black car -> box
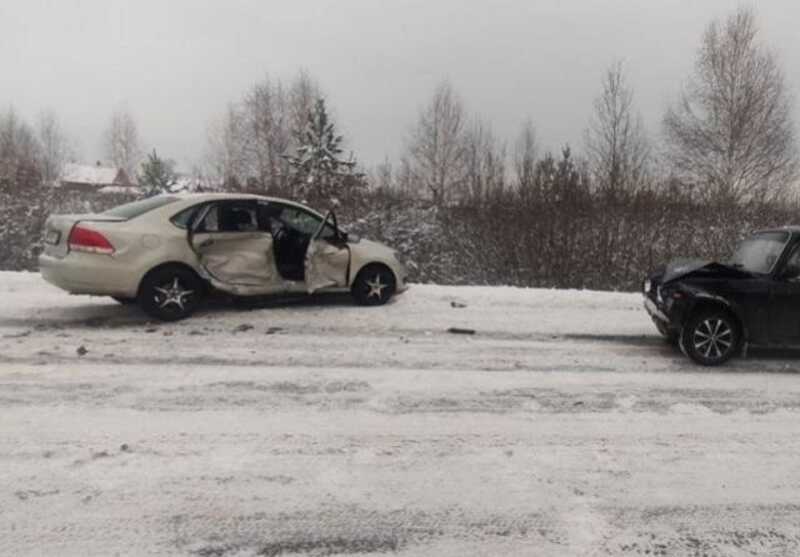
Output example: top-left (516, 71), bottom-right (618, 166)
top-left (644, 228), bottom-right (800, 366)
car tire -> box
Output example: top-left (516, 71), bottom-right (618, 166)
top-left (681, 309), bottom-right (740, 366)
top-left (111, 296), bottom-right (136, 305)
top-left (352, 264), bottom-right (396, 306)
top-left (138, 266), bottom-right (203, 322)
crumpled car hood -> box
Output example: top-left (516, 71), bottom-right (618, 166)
top-left (662, 258), bottom-right (752, 284)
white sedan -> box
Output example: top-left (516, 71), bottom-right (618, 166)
top-left (39, 193), bottom-right (409, 320)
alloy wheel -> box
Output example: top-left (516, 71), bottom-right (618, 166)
top-left (353, 265), bottom-right (396, 306)
top-left (692, 317), bottom-right (734, 360)
top-left (153, 277), bottom-right (195, 311)
top-left (138, 266), bottom-right (203, 321)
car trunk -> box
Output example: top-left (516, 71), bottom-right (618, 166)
top-left (42, 214), bottom-right (127, 258)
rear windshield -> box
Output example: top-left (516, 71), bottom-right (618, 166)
top-left (103, 196), bottom-right (179, 220)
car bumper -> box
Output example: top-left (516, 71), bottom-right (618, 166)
top-left (396, 274), bottom-right (410, 294)
top-left (39, 253), bottom-right (139, 298)
top-left (644, 295), bottom-right (681, 336)
top-left (644, 296), bottom-right (669, 323)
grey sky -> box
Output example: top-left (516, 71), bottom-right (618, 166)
top-left (2, 0), bottom-right (799, 172)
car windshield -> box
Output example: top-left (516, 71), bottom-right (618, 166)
top-left (729, 231), bottom-right (790, 273)
top-left (103, 196), bottom-right (180, 219)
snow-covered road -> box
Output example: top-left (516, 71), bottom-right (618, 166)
top-left (3, 271), bottom-right (800, 556)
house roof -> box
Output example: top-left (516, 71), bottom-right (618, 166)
top-left (97, 185), bottom-right (141, 195)
top-left (61, 163), bottom-right (123, 186)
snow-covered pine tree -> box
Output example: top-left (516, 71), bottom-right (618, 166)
top-left (284, 98), bottom-right (363, 208)
top-left (138, 149), bottom-right (177, 197)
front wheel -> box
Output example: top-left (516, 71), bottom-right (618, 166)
top-left (138, 266), bottom-right (203, 321)
top-left (681, 309), bottom-right (740, 366)
top-left (352, 265), bottom-right (396, 306)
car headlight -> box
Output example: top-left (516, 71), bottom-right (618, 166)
top-left (643, 279), bottom-right (652, 294)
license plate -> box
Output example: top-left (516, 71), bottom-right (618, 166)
top-left (45, 230), bottom-right (60, 245)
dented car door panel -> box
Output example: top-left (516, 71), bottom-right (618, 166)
top-left (190, 200), bottom-right (285, 296)
top-left (305, 239), bottom-right (350, 293)
top-left (193, 231), bottom-right (282, 293)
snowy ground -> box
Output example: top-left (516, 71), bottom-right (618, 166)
top-left (3, 271), bottom-right (800, 556)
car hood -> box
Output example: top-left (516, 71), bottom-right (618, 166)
top-left (660, 258), bottom-right (753, 284)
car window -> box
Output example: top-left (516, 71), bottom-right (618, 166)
top-left (268, 204), bottom-right (335, 239)
top-left (730, 231), bottom-right (790, 274)
top-left (282, 207), bottom-right (323, 235)
top-left (170, 203), bottom-right (206, 229)
top-left (196, 203), bottom-right (259, 233)
top-left (104, 196), bottom-right (179, 219)
top-left (197, 205), bottom-right (219, 233)
top-left (783, 244), bottom-right (800, 278)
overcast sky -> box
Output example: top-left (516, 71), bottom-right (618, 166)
top-left (2, 0), bottom-right (799, 172)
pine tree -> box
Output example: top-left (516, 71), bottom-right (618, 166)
top-left (285, 98), bottom-right (361, 207)
top-left (138, 149), bottom-right (177, 196)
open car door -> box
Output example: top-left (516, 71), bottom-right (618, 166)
top-left (304, 210), bottom-right (350, 293)
top-left (189, 201), bottom-right (283, 296)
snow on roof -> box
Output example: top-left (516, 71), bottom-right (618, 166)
top-left (97, 185), bottom-right (141, 195)
top-left (61, 163), bottom-right (122, 186)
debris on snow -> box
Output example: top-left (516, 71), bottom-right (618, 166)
top-left (450, 301), bottom-right (467, 308)
top-left (447, 327), bottom-right (475, 335)
top-left (234, 324), bottom-right (254, 333)
top-left (76, 345), bottom-right (88, 357)
top-left (3, 330), bottom-right (31, 339)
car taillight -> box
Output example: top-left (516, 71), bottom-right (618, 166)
top-left (68, 225), bottom-right (115, 255)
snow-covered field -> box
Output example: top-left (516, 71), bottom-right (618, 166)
top-left (3, 271), bottom-right (800, 556)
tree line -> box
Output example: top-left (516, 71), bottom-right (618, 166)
top-left (3, 7), bottom-right (795, 206)
top-left (2, 7), bottom-right (799, 289)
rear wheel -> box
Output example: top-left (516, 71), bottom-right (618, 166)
top-left (138, 266), bottom-right (203, 321)
top-left (681, 309), bottom-right (740, 366)
top-left (352, 264), bottom-right (396, 306)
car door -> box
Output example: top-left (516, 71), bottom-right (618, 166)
top-left (190, 200), bottom-right (283, 295)
top-left (768, 241), bottom-right (800, 345)
top-left (304, 211), bottom-right (350, 293)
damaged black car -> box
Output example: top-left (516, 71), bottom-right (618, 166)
top-left (644, 228), bottom-right (800, 366)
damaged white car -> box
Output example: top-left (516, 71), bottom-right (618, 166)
top-left (39, 194), bottom-right (409, 320)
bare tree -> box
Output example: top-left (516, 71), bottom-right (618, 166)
top-left (241, 75), bottom-right (292, 191)
top-left (205, 70), bottom-right (324, 193)
top-left (585, 61), bottom-right (649, 197)
top-left (463, 118), bottom-right (506, 201)
top-left (36, 110), bottom-right (73, 186)
top-left (103, 107), bottom-right (142, 178)
top-left (514, 119), bottom-right (538, 192)
top-left (663, 8), bottom-right (798, 203)
top-left (371, 158), bottom-right (394, 192)
top-left (288, 70), bottom-right (322, 139)
top-left (205, 104), bottom-right (247, 190)
top-left (0, 108), bottom-right (41, 190)
top-left (405, 81), bottom-right (467, 205)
